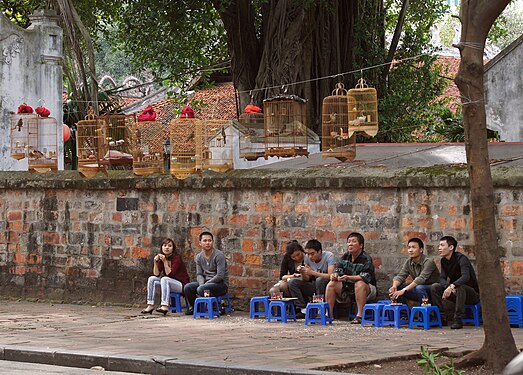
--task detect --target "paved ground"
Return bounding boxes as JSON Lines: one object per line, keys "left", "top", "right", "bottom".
{"left": 1, "top": 301, "right": 522, "bottom": 374}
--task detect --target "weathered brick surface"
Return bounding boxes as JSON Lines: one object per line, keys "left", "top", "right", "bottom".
{"left": 0, "top": 167, "right": 522, "bottom": 308}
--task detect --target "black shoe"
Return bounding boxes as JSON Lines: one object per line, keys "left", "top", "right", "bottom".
{"left": 140, "top": 308, "right": 153, "bottom": 315}
{"left": 295, "top": 311, "right": 306, "bottom": 319}
{"left": 155, "top": 307, "right": 168, "bottom": 316}
{"left": 185, "top": 307, "right": 194, "bottom": 316}
{"left": 450, "top": 319, "right": 463, "bottom": 329}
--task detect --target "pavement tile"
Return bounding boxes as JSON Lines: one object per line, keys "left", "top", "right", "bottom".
{"left": 0, "top": 301, "right": 522, "bottom": 373}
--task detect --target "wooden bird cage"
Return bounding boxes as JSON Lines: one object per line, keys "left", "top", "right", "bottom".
{"left": 263, "top": 95, "right": 308, "bottom": 158}
{"left": 201, "top": 119, "right": 233, "bottom": 173}
{"left": 169, "top": 118, "right": 202, "bottom": 179}
{"left": 96, "top": 115, "right": 134, "bottom": 170}
{"left": 130, "top": 120, "right": 164, "bottom": 176}
{"left": 347, "top": 78, "right": 378, "bottom": 138}
{"left": 76, "top": 111, "right": 108, "bottom": 178}
{"left": 27, "top": 116, "right": 59, "bottom": 173}
{"left": 321, "top": 83, "right": 356, "bottom": 162}
{"left": 238, "top": 112, "right": 265, "bottom": 161}
{"left": 10, "top": 113, "right": 37, "bottom": 160}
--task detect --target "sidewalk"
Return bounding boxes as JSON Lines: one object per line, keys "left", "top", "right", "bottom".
{"left": 0, "top": 300, "right": 522, "bottom": 374}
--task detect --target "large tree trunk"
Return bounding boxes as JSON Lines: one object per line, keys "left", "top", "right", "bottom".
{"left": 215, "top": 0, "right": 384, "bottom": 135}
{"left": 455, "top": 0, "right": 518, "bottom": 372}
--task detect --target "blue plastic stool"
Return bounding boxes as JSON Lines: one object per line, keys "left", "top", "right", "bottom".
{"left": 216, "top": 293, "right": 233, "bottom": 315}
{"left": 304, "top": 302, "right": 332, "bottom": 326}
{"left": 361, "top": 303, "right": 385, "bottom": 327}
{"left": 249, "top": 296, "right": 270, "bottom": 319}
{"left": 463, "top": 304, "right": 482, "bottom": 326}
{"left": 168, "top": 292, "right": 186, "bottom": 313}
{"left": 268, "top": 300, "right": 297, "bottom": 323}
{"left": 377, "top": 300, "right": 392, "bottom": 305}
{"left": 506, "top": 296, "right": 523, "bottom": 328}
{"left": 193, "top": 297, "right": 220, "bottom": 319}
{"left": 409, "top": 306, "right": 442, "bottom": 330}
{"left": 381, "top": 304, "right": 410, "bottom": 328}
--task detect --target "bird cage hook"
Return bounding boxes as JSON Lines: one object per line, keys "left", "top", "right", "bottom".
{"left": 85, "top": 104, "right": 96, "bottom": 120}
{"left": 333, "top": 82, "right": 347, "bottom": 96}
{"left": 281, "top": 85, "right": 288, "bottom": 94}
{"left": 38, "top": 98, "right": 45, "bottom": 106}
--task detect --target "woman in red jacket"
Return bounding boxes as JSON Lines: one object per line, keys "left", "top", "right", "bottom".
{"left": 141, "top": 239, "right": 190, "bottom": 315}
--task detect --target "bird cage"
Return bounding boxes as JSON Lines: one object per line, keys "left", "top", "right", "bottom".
{"left": 321, "top": 83, "right": 356, "bottom": 162}
{"left": 239, "top": 110, "right": 265, "bottom": 161}
{"left": 96, "top": 115, "right": 134, "bottom": 170}
{"left": 264, "top": 95, "right": 308, "bottom": 158}
{"left": 76, "top": 111, "right": 108, "bottom": 178}
{"left": 169, "top": 118, "right": 202, "bottom": 179}
{"left": 27, "top": 116, "right": 59, "bottom": 173}
{"left": 201, "top": 119, "right": 233, "bottom": 173}
{"left": 10, "top": 113, "right": 37, "bottom": 160}
{"left": 130, "top": 120, "right": 164, "bottom": 176}
{"left": 347, "top": 78, "right": 378, "bottom": 138}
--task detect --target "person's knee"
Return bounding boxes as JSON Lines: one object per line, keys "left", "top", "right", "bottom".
{"left": 354, "top": 281, "right": 369, "bottom": 296}
{"left": 430, "top": 283, "right": 440, "bottom": 294}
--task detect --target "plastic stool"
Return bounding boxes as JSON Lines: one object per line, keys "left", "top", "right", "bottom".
{"left": 361, "top": 303, "right": 385, "bottom": 327}
{"left": 250, "top": 296, "right": 270, "bottom": 319}
{"left": 377, "top": 300, "right": 392, "bottom": 305}
{"left": 268, "top": 300, "right": 296, "bottom": 323}
{"left": 217, "top": 293, "right": 233, "bottom": 315}
{"left": 304, "top": 302, "right": 332, "bottom": 326}
{"left": 168, "top": 292, "right": 186, "bottom": 313}
{"left": 381, "top": 304, "right": 410, "bottom": 328}
{"left": 409, "top": 306, "right": 442, "bottom": 330}
{"left": 463, "top": 304, "right": 482, "bottom": 326}
{"left": 506, "top": 296, "right": 523, "bottom": 328}
{"left": 193, "top": 297, "right": 220, "bottom": 319}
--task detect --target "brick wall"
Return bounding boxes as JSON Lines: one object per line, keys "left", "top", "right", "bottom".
{"left": 0, "top": 167, "right": 522, "bottom": 308}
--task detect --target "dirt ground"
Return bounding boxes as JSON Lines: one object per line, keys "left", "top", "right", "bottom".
{"left": 323, "top": 354, "right": 495, "bottom": 375}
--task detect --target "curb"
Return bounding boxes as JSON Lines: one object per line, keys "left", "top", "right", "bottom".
{"left": 0, "top": 345, "right": 358, "bottom": 375}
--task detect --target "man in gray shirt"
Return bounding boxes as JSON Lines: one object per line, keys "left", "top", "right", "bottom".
{"left": 388, "top": 237, "right": 439, "bottom": 304}
{"left": 288, "top": 239, "right": 336, "bottom": 318}
{"left": 184, "top": 231, "right": 229, "bottom": 315}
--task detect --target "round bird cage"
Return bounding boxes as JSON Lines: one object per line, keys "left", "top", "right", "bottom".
{"left": 96, "top": 114, "right": 134, "bottom": 170}
{"left": 239, "top": 105, "right": 265, "bottom": 161}
{"left": 10, "top": 113, "right": 37, "bottom": 160}
{"left": 321, "top": 83, "right": 356, "bottom": 162}
{"left": 76, "top": 110, "right": 108, "bottom": 178}
{"left": 263, "top": 94, "right": 308, "bottom": 158}
{"left": 347, "top": 78, "right": 378, "bottom": 138}
{"left": 130, "top": 120, "right": 164, "bottom": 176}
{"left": 28, "top": 115, "right": 59, "bottom": 173}
{"left": 169, "top": 117, "right": 202, "bottom": 179}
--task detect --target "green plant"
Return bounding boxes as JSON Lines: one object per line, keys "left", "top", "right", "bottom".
{"left": 417, "top": 346, "right": 464, "bottom": 375}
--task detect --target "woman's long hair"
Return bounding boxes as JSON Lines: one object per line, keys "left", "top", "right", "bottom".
{"left": 283, "top": 240, "right": 304, "bottom": 262}
{"left": 160, "top": 238, "right": 176, "bottom": 260}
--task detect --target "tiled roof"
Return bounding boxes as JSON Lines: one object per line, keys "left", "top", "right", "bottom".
{"left": 436, "top": 56, "right": 461, "bottom": 112}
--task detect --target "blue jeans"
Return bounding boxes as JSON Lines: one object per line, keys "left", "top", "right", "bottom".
{"left": 146, "top": 276, "right": 183, "bottom": 306}
{"left": 396, "top": 283, "right": 432, "bottom": 304}
{"left": 184, "top": 281, "right": 228, "bottom": 308}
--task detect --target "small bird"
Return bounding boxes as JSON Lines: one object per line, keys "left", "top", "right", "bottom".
{"left": 221, "top": 127, "right": 227, "bottom": 144}
{"left": 17, "top": 118, "right": 23, "bottom": 131}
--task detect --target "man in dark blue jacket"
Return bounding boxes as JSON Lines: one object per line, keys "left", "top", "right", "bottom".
{"left": 430, "top": 236, "right": 479, "bottom": 329}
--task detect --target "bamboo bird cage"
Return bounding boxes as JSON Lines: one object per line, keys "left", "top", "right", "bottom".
{"left": 28, "top": 115, "right": 59, "bottom": 173}
{"left": 10, "top": 113, "right": 37, "bottom": 161}
{"left": 130, "top": 120, "right": 164, "bottom": 176}
{"left": 321, "top": 83, "right": 356, "bottom": 162}
{"left": 238, "top": 111, "right": 265, "bottom": 161}
{"left": 347, "top": 78, "right": 378, "bottom": 138}
{"left": 76, "top": 110, "right": 108, "bottom": 178}
{"left": 263, "top": 95, "right": 308, "bottom": 158}
{"left": 201, "top": 119, "right": 233, "bottom": 172}
{"left": 96, "top": 115, "right": 134, "bottom": 169}
{"left": 169, "top": 118, "right": 202, "bottom": 179}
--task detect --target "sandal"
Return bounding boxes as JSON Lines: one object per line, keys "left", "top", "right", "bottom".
{"left": 350, "top": 316, "right": 362, "bottom": 324}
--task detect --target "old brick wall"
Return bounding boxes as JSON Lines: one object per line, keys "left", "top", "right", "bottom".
{"left": 0, "top": 167, "right": 522, "bottom": 309}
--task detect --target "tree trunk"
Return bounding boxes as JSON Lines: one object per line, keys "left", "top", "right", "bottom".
{"left": 455, "top": 0, "right": 518, "bottom": 372}
{"left": 215, "top": 0, "right": 385, "bottom": 135}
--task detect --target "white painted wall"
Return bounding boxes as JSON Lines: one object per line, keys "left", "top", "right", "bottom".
{"left": 0, "top": 10, "right": 63, "bottom": 171}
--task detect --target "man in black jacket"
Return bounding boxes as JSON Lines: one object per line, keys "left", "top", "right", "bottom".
{"left": 430, "top": 236, "right": 480, "bottom": 329}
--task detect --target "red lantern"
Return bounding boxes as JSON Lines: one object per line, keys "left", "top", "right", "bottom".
{"left": 63, "top": 124, "right": 71, "bottom": 142}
